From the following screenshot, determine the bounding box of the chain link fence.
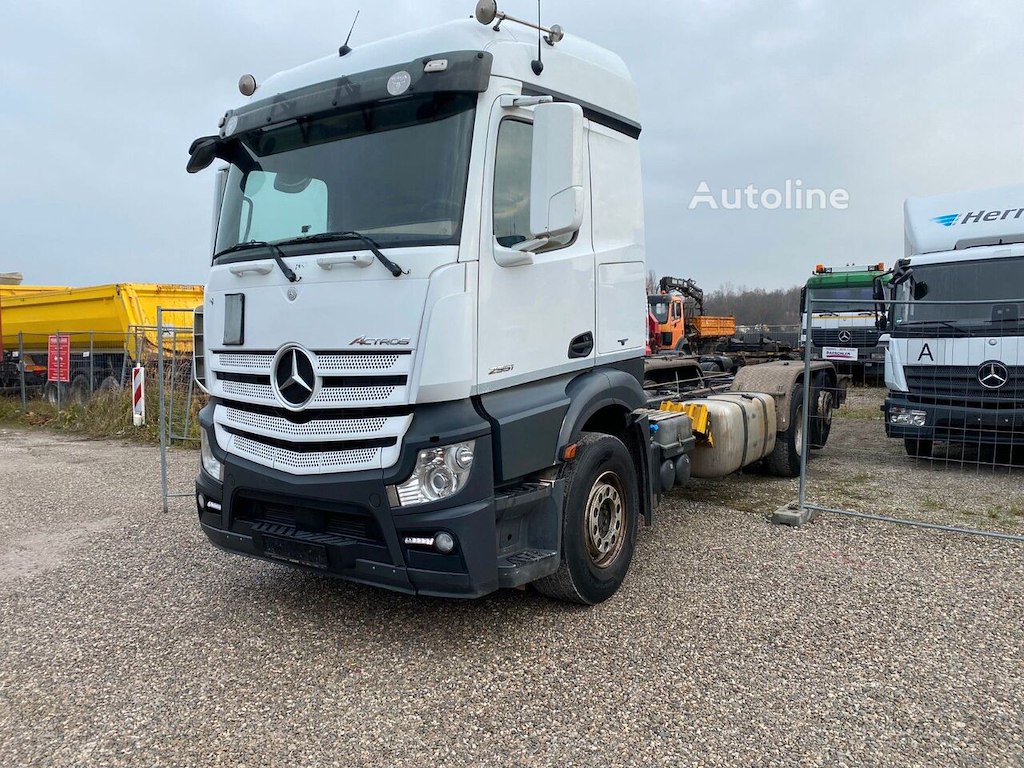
[788,296,1024,541]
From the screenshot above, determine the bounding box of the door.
[476,99,594,391]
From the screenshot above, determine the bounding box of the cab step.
[497,548,560,588]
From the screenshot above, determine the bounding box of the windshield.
[807,285,875,314]
[648,297,669,324]
[214,93,476,256]
[894,256,1024,328]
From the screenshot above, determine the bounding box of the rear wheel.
[904,438,933,458]
[767,384,804,477]
[534,433,639,605]
[810,371,835,448]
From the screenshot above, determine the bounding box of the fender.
[557,367,648,449]
[730,359,836,431]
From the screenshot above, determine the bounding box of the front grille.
[904,365,1024,407]
[223,407,388,438]
[811,328,881,348]
[234,494,382,543]
[210,347,414,475]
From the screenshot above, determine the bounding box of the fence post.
[168,328,177,442]
[56,330,61,414]
[18,332,26,413]
[89,331,95,393]
[158,309,169,513]
[772,298,818,526]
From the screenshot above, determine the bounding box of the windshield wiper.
[214,240,299,283]
[276,231,407,278]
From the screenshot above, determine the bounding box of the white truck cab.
[883,185,1024,457]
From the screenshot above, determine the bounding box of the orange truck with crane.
[647,276,736,354]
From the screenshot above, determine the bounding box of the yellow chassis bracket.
[659,401,712,446]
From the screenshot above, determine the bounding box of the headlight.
[889,406,928,427]
[200,428,224,482]
[388,440,476,507]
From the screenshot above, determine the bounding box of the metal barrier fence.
[156,308,200,512]
[787,296,1024,542]
[0,312,201,513]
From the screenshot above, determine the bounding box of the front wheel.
[534,433,639,605]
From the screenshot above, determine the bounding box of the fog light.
[197,493,206,509]
[434,532,455,554]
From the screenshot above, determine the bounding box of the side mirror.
[187,136,221,174]
[528,102,585,245]
[912,281,929,300]
[872,275,886,301]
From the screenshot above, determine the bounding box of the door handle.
[568,332,594,359]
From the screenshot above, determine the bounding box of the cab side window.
[493,120,532,248]
[493,118,575,251]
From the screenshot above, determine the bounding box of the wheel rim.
[818,391,834,427]
[794,405,804,457]
[585,471,627,568]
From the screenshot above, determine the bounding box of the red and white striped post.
[132,366,145,426]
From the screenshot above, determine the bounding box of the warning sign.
[47,335,71,383]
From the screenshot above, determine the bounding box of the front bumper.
[884,393,1024,446]
[195,402,501,598]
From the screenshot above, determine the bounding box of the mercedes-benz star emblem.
[838,330,853,343]
[272,345,317,408]
[977,360,1009,390]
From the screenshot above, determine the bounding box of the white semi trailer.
[186,2,837,603]
[883,185,1024,457]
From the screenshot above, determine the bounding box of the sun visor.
[220,50,492,140]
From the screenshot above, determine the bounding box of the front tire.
[534,433,639,605]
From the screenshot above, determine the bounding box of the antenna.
[531,0,544,75]
[338,10,360,57]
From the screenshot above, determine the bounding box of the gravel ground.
[1,424,1022,767]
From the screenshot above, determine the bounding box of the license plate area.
[261,535,329,569]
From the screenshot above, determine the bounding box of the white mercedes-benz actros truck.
[186,2,838,603]
[883,185,1024,457]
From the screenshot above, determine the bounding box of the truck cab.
[800,263,888,381]
[883,186,1024,457]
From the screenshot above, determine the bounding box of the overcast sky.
[3,0,1022,291]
